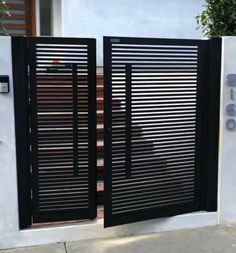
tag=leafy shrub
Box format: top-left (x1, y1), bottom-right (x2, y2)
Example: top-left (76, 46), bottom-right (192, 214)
top-left (0, 1), bottom-right (10, 35)
top-left (196, 0), bottom-right (236, 37)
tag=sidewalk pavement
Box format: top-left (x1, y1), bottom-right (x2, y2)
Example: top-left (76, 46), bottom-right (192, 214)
top-left (1, 225), bottom-right (236, 253)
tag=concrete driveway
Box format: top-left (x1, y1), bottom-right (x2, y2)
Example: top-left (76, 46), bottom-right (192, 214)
top-left (1, 225), bottom-right (236, 253)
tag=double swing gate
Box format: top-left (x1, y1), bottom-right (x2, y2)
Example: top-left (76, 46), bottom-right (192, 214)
top-left (13, 36), bottom-right (221, 229)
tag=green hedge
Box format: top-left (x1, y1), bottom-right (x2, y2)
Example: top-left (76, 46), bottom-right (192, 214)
top-left (196, 0), bottom-right (236, 37)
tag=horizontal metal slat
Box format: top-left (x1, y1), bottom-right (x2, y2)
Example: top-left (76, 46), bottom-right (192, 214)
top-left (112, 190), bottom-right (194, 207)
top-left (36, 45), bottom-right (88, 49)
top-left (39, 206), bottom-right (88, 212)
top-left (112, 65), bottom-right (196, 69)
top-left (112, 45), bottom-right (197, 50)
top-left (39, 198), bottom-right (89, 206)
top-left (112, 57), bottom-right (197, 62)
top-left (112, 49), bottom-right (198, 54)
top-left (112, 62), bottom-right (197, 66)
top-left (113, 164), bottom-right (195, 177)
top-left (113, 169), bottom-right (194, 183)
top-left (36, 53), bottom-right (87, 57)
top-left (112, 183), bottom-right (194, 199)
top-left (112, 53), bottom-right (197, 58)
top-left (112, 196), bottom-right (194, 214)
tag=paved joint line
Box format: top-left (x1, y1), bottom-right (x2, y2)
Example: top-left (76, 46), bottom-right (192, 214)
top-left (221, 226), bottom-right (236, 241)
top-left (64, 242), bottom-right (68, 253)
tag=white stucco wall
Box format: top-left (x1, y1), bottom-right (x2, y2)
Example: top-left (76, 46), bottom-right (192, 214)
top-left (0, 37), bottom-right (19, 236)
top-left (61, 0), bottom-right (204, 65)
top-left (218, 37), bottom-right (236, 224)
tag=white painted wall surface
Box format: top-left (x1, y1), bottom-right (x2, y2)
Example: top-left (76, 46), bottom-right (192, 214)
top-left (52, 0), bottom-right (62, 36)
top-left (218, 37), bottom-right (236, 224)
top-left (0, 36), bottom-right (19, 236)
top-left (61, 0), bottom-right (204, 65)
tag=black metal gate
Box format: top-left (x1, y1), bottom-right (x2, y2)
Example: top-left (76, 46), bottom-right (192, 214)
top-left (13, 37), bottom-right (97, 228)
top-left (104, 37), bottom-right (221, 227)
top-left (13, 36), bottom-right (220, 229)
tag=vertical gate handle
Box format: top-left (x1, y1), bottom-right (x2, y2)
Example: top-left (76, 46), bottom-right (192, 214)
top-left (125, 64), bottom-right (132, 178)
top-left (72, 64), bottom-right (79, 176)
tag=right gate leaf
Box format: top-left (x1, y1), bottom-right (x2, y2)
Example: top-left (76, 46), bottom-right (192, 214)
top-left (104, 36), bottom-right (208, 227)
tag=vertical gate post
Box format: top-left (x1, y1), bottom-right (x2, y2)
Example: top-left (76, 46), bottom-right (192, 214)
top-left (205, 38), bottom-right (222, 212)
top-left (12, 37), bottom-right (32, 229)
top-left (104, 37), bottom-right (112, 227)
top-left (196, 38), bottom-right (222, 212)
top-left (87, 39), bottom-right (97, 219)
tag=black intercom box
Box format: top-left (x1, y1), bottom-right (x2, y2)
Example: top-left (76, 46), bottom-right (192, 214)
top-left (0, 75), bottom-right (9, 93)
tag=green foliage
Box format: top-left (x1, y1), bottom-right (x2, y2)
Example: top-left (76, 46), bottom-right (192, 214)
top-left (196, 0), bottom-right (236, 37)
top-left (0, 1), bottom-right (10, 35)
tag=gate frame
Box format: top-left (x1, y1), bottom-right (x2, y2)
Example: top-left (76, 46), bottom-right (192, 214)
top-left (12, 35), bottom-right (221, 229)
top-left (203, 38), bottom-right (222, 212)
top-left (12, 37), bottom-right (32, 229)
top-left (103, 36), bottom-right (221, 228)
top-left (12, 36), bottom-right (97, 229)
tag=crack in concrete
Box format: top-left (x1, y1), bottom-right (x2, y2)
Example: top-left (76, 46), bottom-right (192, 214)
top-left (63, 242), bottom-right (68, 253)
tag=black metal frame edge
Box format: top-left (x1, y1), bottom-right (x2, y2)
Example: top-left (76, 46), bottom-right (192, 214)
top-left (104, 37), bottom-right (113, 228)
top-left (14, 37), bottom-right (97, 224)
top-left (103, 36), bottom-right (204, 228)
top-left (30, 37), bottom-right (97, 222)
top-left (33, 209), bottom-right (92, 223)
top-left (87, 39), bottom-right (97, 219)
top-left (28, 37), bottom-right (41, 222)
top-left (196, 40), bottom-right (210, 211)
top-left (12, 36), bottom-right (32, 229)
top-left (205, 38), bottom-right (222, 211)
top-left (26, 36), bottom-right (97, 44)
top-left (103, 36), bottom-right (204, 46)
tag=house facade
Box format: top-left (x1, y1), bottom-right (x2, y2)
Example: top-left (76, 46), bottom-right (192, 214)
top-left (5, 0), bottom-right (203, 64)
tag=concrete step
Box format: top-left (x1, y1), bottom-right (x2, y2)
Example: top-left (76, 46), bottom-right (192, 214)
top-left (96, 85), bottom-right (103, 98)
top-left (97, 123), bottom-right (104, 134)
top-left (97, 110), bottom-right (104, 118)
top-left (97, 159), bottom-right (104, 179)
top-left (97, 140), bottom-right (104, 152)
top-left (97, 180), bottom-right (104, 205)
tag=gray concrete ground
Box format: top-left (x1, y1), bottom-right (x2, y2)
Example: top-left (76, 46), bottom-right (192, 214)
top-left (1, 225), bottom-right (236, 253)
